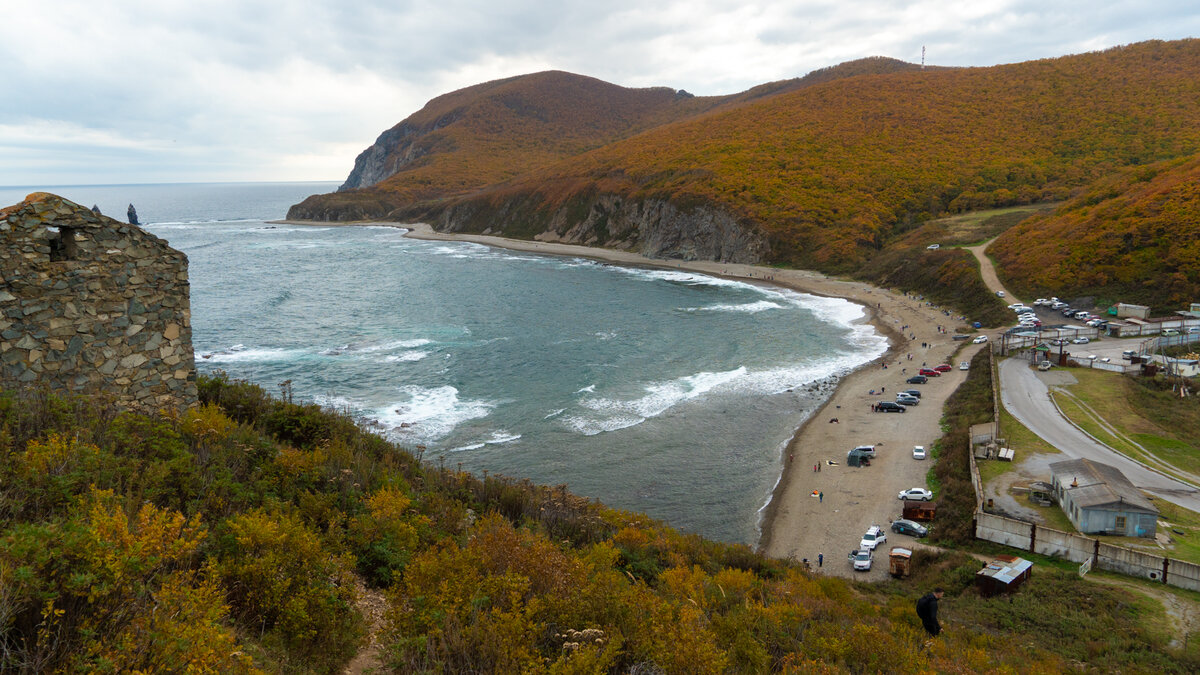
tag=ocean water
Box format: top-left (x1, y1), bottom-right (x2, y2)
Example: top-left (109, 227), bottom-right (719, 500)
top-left (0, 182), bottom-right (887, 544)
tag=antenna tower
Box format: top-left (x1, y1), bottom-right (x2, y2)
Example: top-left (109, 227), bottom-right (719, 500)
top-left (921, 46), bottom-right (926, 70)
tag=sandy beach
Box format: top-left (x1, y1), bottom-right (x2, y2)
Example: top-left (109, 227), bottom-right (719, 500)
top-left (307, 221), bottom-right (987, 579)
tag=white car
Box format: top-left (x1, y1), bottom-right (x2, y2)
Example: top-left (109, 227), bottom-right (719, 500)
top-left (898, 487), bottom-right (934, 501)
top-left (1071, 337), bottom-right (1090, 344)
top-left (972, 335), bottom-right (988, 344)
top-left (849, 548), bottom-right (873, 571)
top-left (959, 361), bottom-right (969, 371)
top-left (1034, 298), bottom-right (1048, 306)
top-left (912, 445), bottom-right (927, 460)
top-left (927, 243), bottom-right (940, 250)
top-left (995, 290), bottom-right (1005, 297)
top-left (860, 525), bottom-right (887, 551)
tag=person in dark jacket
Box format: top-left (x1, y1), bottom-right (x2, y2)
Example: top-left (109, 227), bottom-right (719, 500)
top-left (915, 588), bottom-right (944, 636)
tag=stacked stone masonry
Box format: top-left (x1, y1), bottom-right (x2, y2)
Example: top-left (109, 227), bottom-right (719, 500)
top-left (0, 193), bottom-right (197, 410)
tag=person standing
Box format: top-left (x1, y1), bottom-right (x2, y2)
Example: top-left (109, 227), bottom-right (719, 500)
top-left (915, 588), bottom-right (945, 636)
top-left (818, 552), bottom-right (824, 568)
top-left (818, 491), bottom-right (823, 503)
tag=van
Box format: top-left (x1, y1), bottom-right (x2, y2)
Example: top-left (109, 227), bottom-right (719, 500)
top-left (852, 445), bottom-right (877, 459)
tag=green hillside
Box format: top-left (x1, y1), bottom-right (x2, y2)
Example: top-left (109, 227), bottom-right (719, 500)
top-left (3, 379), bottom-right (1193, 673)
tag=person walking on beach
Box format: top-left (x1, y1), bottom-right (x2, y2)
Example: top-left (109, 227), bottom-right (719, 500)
top-left (916, 588), bottom-right (944, 637)
top-left (818, 553), bottom-right (824, 567)
top-left (818, 491), bottom-right (823, 503)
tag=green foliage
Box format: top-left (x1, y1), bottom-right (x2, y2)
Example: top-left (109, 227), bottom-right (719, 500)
top-left (932, 348), bottom-right (995, 544)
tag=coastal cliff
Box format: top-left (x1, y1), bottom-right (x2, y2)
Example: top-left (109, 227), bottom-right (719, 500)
top-left (433, 193), bottom-right (768, 263)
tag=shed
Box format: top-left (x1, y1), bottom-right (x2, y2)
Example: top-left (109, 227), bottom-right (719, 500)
top-left (902, 500), bottom-right (936, 522)
top-left (976, 555), bottom-right (1033, 598)
top-left (1050, 458), bottom-right (1158, 537)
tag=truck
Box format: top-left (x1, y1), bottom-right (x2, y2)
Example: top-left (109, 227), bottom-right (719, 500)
top-left (888, 547), bottom-right (913, 578)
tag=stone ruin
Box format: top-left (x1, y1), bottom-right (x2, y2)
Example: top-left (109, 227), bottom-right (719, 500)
top-left (0, 193), bottom-right (197, 410)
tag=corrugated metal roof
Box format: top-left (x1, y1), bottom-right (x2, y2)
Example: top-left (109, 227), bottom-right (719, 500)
top-left (1050, 458), bottom-right (1158, 514)
top-left (977, 556), bottom-right (1033, 585)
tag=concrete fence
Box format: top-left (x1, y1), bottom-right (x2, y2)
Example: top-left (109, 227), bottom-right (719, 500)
top-left (974, 511), bottom-right (1200, 591)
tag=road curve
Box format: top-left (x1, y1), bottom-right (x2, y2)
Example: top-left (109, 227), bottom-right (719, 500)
top-left (999, 358), bottom-right (1200, 511)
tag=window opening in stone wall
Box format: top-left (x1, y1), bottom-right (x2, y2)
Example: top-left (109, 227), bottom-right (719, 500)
top-left (46, 226), bottom-right (79, 261)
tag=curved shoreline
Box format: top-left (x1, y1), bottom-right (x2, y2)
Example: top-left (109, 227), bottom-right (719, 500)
top-left (278, 220), bottom-right (971, 564)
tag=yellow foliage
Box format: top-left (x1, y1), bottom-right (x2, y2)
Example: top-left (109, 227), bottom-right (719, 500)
top-left (19, 432), bottom-right (98, 476)
top-left (181, 402), bottom-right (237, 444)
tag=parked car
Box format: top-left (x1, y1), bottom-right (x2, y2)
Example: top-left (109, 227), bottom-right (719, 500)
top-left (1074, 311), bottom-right (1091, 320)
top-left (1071, 337), bottom-right (1090, 344)
top-left (851, 445), bottom-right (877, 459)
top-left (876, 401), bottom-right (906, 413)
top-left (895, 395), bottom-right (918, 406)
top-left (995, 290), bottom-right (1004, 297)
top-left (1050, 301), bottom-right (1067, 309)
top-left (1037, 361), bottom-right (1053, 371)
top-left (901, 389), bottom-right (922, 398)
top-left (1034, 298), bottom-right (1048, 306)
top-left (906, 375), bottom-right (927, 384)
top-left (918, 368), bottom-right (940, 377)
top-left (959, 361), bottom-right (969, 371)
top-left (860, 525), bottom-right (887, 551)
top-left (1163, 329), bottom-right (1180, 336)
top-left (972, 335), bottom-right (988, 344)
top-left (1122, 349), bottom-right (1137, 360)
top-left (1188, 327), bottom-right (1200, 334)
top-left (912, 445), bottom-right (926, 460)
top-left (927, 243), bottom-right (941, 250)
top-left (849, 548), bottom-right (873, 571)
top-left (934, 364), bottom-right (953, 372)
top-left (897, 487), bottom-right (933, 501)
top-left (1050, 339), bottom-right (1067, 346)
top-left (890, 519), bottom-right (929, 537)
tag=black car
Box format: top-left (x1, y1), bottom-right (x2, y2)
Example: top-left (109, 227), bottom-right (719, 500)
top-left (906, 375), bottom-right (927, 384)
top-left (901, 389), bottom-right (922, 398)
top-left (876, 401), bottom-right (906, 413)
top-left (891, 519), bottom-right (928, 537)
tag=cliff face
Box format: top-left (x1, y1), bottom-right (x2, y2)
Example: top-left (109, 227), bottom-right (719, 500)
top-left (435, 193), bottom-right (767, 264)
top-left (339, 112), bottom-right (461, 191)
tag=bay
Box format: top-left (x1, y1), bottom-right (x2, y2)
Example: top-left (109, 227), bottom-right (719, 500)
top-left (0, 182), bottom-right (886, 544)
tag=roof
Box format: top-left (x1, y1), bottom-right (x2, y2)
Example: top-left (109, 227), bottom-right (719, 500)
top-left (1050, 458), bottom-right (1158, 514)
top-left (977, 555), bottom-right (1033, 585)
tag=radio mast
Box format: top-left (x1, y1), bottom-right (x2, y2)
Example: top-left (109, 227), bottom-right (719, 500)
top-left (921, 46), bottom-right (926, 70)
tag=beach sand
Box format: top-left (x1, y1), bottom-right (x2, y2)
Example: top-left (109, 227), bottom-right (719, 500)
top-left (304, 221), bottom-right (988, 579)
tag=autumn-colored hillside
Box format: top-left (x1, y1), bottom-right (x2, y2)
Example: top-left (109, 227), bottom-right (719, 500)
top-left (448, 40), bottom-right (1200, 273)
top-left (4, 380), bottom-right (1195, 673)
top-left (990, 154), bottom-right (1200, 312)
top-left (287, 59), bottom-right (924, 221)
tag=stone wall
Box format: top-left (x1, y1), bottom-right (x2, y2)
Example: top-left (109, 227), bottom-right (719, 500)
top-left (0, 193), bottom-right (197, 410)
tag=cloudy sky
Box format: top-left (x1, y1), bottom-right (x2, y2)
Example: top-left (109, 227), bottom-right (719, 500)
top-left (2, 1), bottom-right (1196, 187)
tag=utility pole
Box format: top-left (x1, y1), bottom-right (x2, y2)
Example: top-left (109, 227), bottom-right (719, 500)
top-left (921, 46), bottom-right (926, 70)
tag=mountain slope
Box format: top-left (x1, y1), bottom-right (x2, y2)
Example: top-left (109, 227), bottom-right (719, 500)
top-left (422, 40), bottom-right (1200, 274)
top-left (288, 59), bottom-right (924, 221)
top-left (989, 154), bottom-right (1200, 312)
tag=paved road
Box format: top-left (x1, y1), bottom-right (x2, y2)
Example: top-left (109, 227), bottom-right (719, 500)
top-left (999, 358), bottom-right (1200, 511)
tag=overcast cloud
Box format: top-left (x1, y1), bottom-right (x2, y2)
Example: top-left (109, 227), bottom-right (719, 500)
top-left (2, 0), bottom-right (1197, 186)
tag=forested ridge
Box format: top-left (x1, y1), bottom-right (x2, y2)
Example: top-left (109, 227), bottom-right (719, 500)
top-left (990, 153), bottom-right (1200, 312)
top-left (291, 40), bottom-right (1200, 314)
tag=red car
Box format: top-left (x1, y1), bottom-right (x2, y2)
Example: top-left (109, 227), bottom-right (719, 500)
top-left (918, 368), bottom-right (940, 377)
top-left (934, 364), bottom-right (953, 372)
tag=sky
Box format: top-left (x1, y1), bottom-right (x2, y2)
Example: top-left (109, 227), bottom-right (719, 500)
top-left (2, 1), bottom-right (1197, 187)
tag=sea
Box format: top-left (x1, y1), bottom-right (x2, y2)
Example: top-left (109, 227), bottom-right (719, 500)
top-left (0, 182), bottom-right (887, 545)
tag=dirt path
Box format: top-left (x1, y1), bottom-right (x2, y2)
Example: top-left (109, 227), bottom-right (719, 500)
top-left (965, 239), bottom-right (1020, 304)
top-left (344, 577), bottom-right (388, 675)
